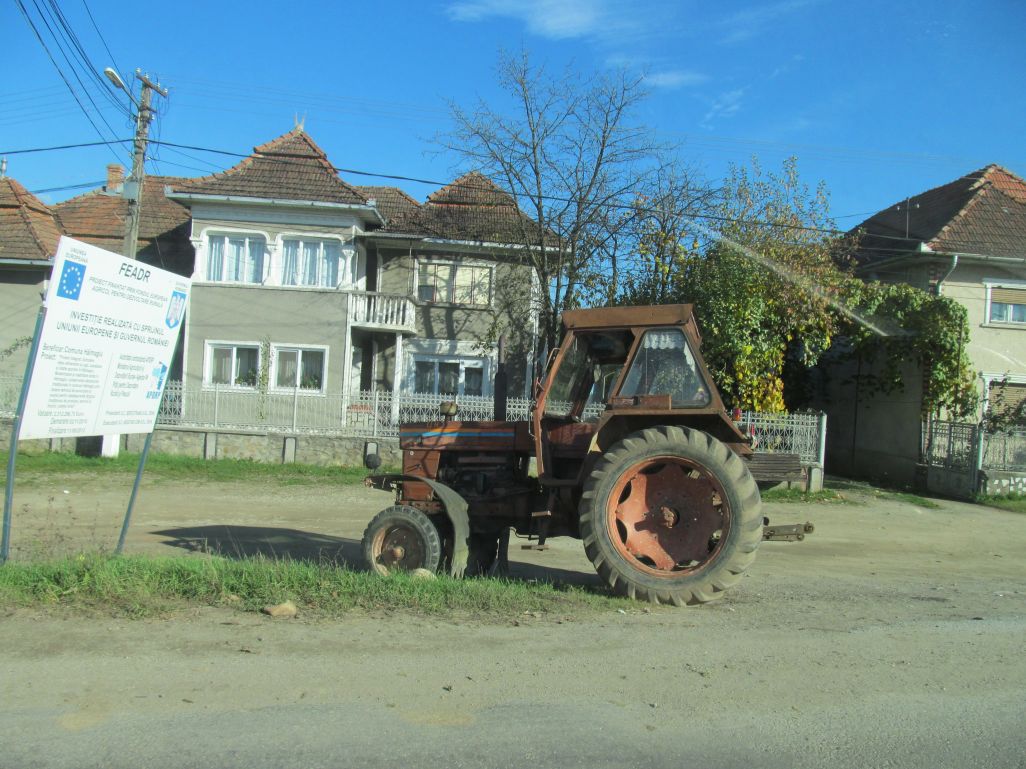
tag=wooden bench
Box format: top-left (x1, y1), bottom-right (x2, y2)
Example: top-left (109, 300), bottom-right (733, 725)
top-left (743, 452), bottom-right (806, 483)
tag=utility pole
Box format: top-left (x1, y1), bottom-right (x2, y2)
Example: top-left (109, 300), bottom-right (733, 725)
top-left (122, 71), bottom-right (168, 260)
top-left (101, 68), bottom-right (167, 459)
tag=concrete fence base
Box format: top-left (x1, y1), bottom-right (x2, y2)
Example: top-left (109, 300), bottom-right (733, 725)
top-left (1, 420), bottom-right (402, 469)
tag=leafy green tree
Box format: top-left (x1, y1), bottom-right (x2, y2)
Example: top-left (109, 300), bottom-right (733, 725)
top-left (622, 157), bottom-right (846, 411)
top-left (620, 157), bottom-right (979, 418)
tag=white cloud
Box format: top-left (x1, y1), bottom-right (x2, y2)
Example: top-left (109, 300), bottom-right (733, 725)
top-left (447, 0), bottom-right (608, 40)
top-left (717, 0), bottom-right (819, 45)
top-left (645, 70), bottom-right (709, 90)
top-left (701, 88), bottom-right (747, 128)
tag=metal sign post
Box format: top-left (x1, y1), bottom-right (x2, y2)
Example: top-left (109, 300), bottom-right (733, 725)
top-left (2, 306), bottom-right (47, 563)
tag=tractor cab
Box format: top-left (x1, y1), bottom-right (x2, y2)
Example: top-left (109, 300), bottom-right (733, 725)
top-left (532, 305), bottom-right (752, 485)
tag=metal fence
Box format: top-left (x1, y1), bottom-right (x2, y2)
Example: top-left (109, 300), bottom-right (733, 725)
top-left (738, 411), bottom-right (825, 466)
top-left (2, 375), bottom-right (825, 463)
top-left (982, 429), bottom-right (1026, 472)
top-left (922, 419), bottom-right (1026, 474)
top-left (922, 420), bottom-right (980, 472)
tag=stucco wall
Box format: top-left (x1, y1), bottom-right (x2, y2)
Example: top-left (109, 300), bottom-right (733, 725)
top-left (184, 283), bottom-right (350, 394)
top-left (939, 262), bottom-right (1026, 378)
top-left (0, 267), bottom-right (46, 378)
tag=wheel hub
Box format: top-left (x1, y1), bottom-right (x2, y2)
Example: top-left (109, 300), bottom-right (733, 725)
top-left (608, 456), bottom-right (729, 576)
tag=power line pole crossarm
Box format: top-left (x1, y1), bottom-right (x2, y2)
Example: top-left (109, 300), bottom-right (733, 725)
top-left (122, 71), bottom-right (168, 261)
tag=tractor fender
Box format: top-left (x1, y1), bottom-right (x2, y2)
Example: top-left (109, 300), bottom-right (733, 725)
top-left (369, 474), bottom-right (470, 577)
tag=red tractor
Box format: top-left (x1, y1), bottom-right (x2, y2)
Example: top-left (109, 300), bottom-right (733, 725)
top-left (363, 304), bottom-right (809, 605)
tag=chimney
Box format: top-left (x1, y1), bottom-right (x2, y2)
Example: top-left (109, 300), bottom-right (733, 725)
top-left (106, 164), bottom-right (125, 192)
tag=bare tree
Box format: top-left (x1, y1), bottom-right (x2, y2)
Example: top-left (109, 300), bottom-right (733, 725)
top-left (443, 50), bottom-right (658, 357)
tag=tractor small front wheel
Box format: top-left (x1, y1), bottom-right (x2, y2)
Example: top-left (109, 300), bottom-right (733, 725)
top-left (362, 505), bottom-right (443, 576)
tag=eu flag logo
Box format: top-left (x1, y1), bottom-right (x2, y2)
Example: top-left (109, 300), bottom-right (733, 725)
top-left (56, 260), bottom-right (86, 300)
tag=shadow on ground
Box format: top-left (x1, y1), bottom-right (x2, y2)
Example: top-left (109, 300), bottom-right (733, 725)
top-left (152, 525), bottom-right (605, 590)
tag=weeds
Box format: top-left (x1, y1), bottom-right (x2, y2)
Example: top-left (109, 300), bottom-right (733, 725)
top-left (975, 493), bottom-right (1026, 514)
top-left (0, 554), bottom-right (627, 619)
top-left (761, 488), bottom-right (857, 505)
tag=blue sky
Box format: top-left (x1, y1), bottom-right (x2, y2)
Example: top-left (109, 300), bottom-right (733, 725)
top-left (3, 0), bottom-right (1024, 226)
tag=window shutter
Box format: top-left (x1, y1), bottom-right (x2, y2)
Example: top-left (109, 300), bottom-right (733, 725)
top-left (991, 287), bottom-right (1026, 305)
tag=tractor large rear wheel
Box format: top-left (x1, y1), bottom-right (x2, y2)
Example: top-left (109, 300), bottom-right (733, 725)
top-left (580, 426), bottom-right (762, 605)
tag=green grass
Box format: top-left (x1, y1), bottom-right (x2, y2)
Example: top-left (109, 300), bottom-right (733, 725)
top-left (760, 487), bottom-right (857, 504)
top-left (0, 553), bottom-right (627, 619)
top-left (1, 450), bottom-right (396, 487)
top-left (976, 493), bottom-right (1026, 514)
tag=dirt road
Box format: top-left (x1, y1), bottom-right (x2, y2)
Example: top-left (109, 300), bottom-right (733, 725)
top-left (1, 476), bottom-right (1025, 768)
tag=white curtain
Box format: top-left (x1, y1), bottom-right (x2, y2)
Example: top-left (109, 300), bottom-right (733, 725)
top-left (300, 242), bottom-right (318, 285)
top-left (321, 242), bottom-right (340, 287)
top-left (207, 237), bottom-right (224, 281)
top-left (282, 241), bottom-right (298, 285)
top-left (247, 238), bottom-right (265, 283)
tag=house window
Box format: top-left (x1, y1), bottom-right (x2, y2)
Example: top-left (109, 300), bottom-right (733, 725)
top-left (412, 357), bottom-right (486, 396)
top-left (282, 238), bottom-right (340, 287)
top-left (417, 260), bottom-right (492, 306)
top-left (206, 234), bottom-right (266, 284)
top-left (207, 344), bottom-right (260, 387)
top-left (987, 284), bottom-right (1026, 325)
top-left (273, 346), bottom-right (327, 392)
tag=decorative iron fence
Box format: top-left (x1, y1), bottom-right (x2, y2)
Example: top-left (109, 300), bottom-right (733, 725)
top-left (2, 375), bottom-right (825, 464)
top-left (0, 376), bottom-right (20, 419)
top-left (921, 420), bottom-right (980, 472)
top-left (737, 411), bottom-right (825, 466)
top-left (922, 419), bottom-right (1026, 474)
top-left (981, 428), bottom-right (1026, 472)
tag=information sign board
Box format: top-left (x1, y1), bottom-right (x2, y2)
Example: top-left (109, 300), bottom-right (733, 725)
top-left (19, 237), bottom-right (190, 439)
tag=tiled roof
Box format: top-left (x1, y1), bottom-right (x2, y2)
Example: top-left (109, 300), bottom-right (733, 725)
top-left (355, 185), bottom-right (420, 222)
top-left (54, 175), bottom-right (191, 242)
top-left (170, 128), bottom-right (369, 206)
top-left (381, 172), bottom-right (543, 244)
top-left (853, 165), bottom-right (1026, 263)
top-left (54, 176), bottom-right (194, 274)
top-left (0, 177), bottom-right (61, 262)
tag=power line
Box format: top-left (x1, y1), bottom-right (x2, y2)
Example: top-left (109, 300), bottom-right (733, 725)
top-left (79, 0), bottom-right (123, 84)
top-left (0, 139), bottom-right (130, 154)
top-left (13, 0), bottom-right (124, 163)
top-left (4, 135), bottom-right (1011, 253)
top-left (30, 179), bottom-right (105, 194)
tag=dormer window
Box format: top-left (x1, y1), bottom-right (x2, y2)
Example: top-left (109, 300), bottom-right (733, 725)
top-left (207, 234), bottom-right (266, 284)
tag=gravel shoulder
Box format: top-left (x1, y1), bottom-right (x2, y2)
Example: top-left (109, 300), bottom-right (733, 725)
top-left (2, 477), bottom-right (1025, 768)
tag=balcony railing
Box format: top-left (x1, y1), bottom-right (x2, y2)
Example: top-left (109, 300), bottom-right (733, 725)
top-left (346, 291), bottom-right (416, 332)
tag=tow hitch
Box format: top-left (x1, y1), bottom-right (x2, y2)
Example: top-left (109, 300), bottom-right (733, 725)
top-left (762, 518), bottom-right (815, 542)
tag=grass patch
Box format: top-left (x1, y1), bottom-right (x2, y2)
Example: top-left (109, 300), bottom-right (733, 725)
top-left (1, 450), bottom-right (395, 487)
top-left (761, 487), bottom-right (857, 505)
top-left (976, 494), bottom-right (1026, 514)
top-left (0, 554), bottom-right (627, 619)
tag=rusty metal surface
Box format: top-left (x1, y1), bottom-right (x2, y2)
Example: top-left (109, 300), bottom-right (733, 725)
top-left (762, 521), bottom-right (815, 542)
top-left (561, 304), bottom-right (694, 330)
top-left (606, 455), bottom-right (729, 575)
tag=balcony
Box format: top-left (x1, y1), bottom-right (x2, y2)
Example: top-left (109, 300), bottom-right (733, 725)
top-left (346, 291), bottom-right (416, 333)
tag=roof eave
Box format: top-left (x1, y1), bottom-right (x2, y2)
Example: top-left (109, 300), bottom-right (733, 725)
top-left (166, 191), bottom-right (385, 225)
top-left (0, 257), bottom-right (52, 267)
top-left (366, 231), bottom-right (551, 252)
top-left (855, 246), bottom-right (1026, 274)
